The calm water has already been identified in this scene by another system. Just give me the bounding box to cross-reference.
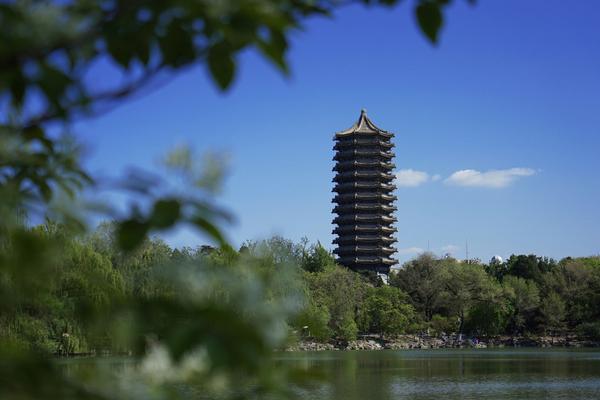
[60,349,600,399]
[276,349,600,400]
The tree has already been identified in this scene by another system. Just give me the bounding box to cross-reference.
[542,257,600,328]
[538,291,566,336]
[429,314,457,336]
[437,260,501,334]
[302,242,336,273]
[362,286,416,337]
[504,254,556,283]
[293,302,332,342]
[390,253,443,321]
[464,301,509,337]
[306,266,369,340]
[502,276,540,335]
[338,313,359,342]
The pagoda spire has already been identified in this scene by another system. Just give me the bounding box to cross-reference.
[335,109,392,137]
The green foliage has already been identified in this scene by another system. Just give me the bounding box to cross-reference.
[429,314,456,336]
[539,291,566,334]
[541,257,600,329]
[502,276,540,335]
[2,314,57,353]
[576,322,600,340]
[294,303,332,342]
[362,286,416,336]
[464,302,508,337]
[390,253,443,320]
[1,223,305,399]
[338,313,359,342]
[437,260,501,334]
[305,266,369,339]
[504,254,557,282]
[574,256,600,269]
[416,1,444,43]
[302,242,336,273]
[391,252,599,338]
[3,222,600,395]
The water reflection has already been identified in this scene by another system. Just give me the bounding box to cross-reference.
[277,349,600,400]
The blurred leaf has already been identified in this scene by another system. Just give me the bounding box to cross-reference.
[8,70,26,107]
[415,1,444,44]
[159,22,196,67]
[163,145,192,172]
[35,63,73,118]
[116,219,149,251]
[105,30,134,68]
[39,180,52,202]
[150,199,181,229]
[208,42,236,90]
[190,215,227,247]
[258,29,289,73]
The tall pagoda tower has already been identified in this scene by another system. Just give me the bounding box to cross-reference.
[332,110,398,274]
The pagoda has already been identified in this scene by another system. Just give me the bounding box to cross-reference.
[332,110,398,274]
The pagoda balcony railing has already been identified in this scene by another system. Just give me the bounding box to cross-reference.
[333,225,396,234]
[333,215,397,224]
[336,253,396,260]
[333,204,397,213]
[336,253,397,260]
[333,235,396,244]
[334,246,396,255]
[333,161,395,172]
[333,182,397,193]
[336,256,398,265]
[333,193,397,203]
[333,150,394,161]
[333,225,397,235]
[333,171,395,183]
[334,148,394,156]
[333,140,394,150]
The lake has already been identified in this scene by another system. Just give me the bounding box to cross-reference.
[59,349,600,399]
[276,349,600,400]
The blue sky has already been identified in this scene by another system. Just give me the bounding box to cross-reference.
[77,0,600,263]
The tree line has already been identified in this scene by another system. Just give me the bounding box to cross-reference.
[3,221,599,355]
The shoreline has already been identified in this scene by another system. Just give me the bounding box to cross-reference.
[53,335,600,357]
[286,335,600,351]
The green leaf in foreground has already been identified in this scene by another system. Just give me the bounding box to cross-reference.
[150,199,181,229]
[415,1,444,44]
[116,219,149,251]
[208,43,236,90]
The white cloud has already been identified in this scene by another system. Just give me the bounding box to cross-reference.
[441,244,460,254]
[444,168,536,188]
[396,169,430,187]
[396,247,424,255]
[431,174,441,181]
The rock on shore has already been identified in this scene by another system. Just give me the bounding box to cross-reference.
[286,335,600,351]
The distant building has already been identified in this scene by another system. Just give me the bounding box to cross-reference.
[490,255,503,264]
[332,110,398,274]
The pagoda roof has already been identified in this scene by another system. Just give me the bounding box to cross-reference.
[335,109,393,138]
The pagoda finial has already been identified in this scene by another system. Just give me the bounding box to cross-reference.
[335,109,393,137]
